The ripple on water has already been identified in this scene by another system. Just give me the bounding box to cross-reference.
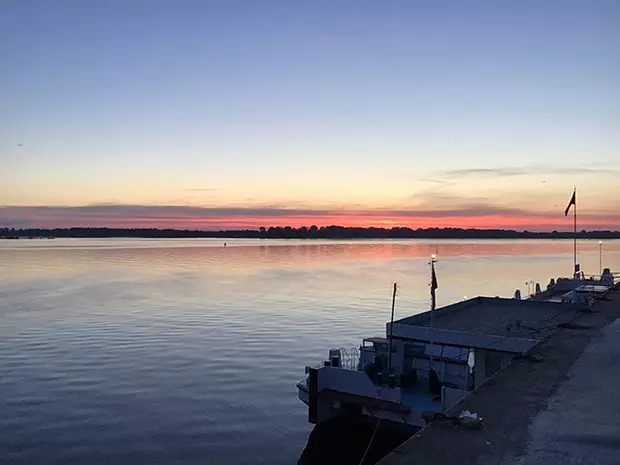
[1,239,618,464]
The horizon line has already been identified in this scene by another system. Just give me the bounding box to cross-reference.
[3,225,620,235]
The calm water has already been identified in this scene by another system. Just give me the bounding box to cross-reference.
[1,238,618,464]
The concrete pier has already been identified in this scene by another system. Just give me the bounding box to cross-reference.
[378,286,620,465]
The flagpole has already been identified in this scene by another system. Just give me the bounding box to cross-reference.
[573,188,577,278]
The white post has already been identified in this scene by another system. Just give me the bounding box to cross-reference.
[599,241,603,275]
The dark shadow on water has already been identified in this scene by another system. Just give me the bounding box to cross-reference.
[298,417,417,465]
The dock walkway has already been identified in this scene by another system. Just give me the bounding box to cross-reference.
[378,287,620,465]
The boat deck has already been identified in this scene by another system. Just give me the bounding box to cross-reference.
[401,388,441,414]
[393,297,581,340]
[378,286,620,465]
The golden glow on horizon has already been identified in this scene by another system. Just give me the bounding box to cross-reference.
[2,209,618,231]
[3,156,620,231]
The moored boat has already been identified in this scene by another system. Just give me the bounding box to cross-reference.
[296,257,615,429]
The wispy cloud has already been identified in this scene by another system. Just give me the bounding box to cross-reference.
[417,178,456,186]
[442,165,619,179]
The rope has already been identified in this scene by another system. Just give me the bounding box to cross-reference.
[358,417,381,465]
[357,387,388,465]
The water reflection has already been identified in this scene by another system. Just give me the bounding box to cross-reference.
[0,239,618,465]
[3,238,617,278]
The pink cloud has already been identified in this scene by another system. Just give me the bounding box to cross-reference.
[1,204,619,231]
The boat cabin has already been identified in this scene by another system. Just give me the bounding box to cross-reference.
[298,296,583,428]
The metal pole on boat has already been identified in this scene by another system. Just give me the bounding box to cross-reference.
[388,282,397,376]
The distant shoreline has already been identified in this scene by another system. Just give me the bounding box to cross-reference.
[2,227,619,240]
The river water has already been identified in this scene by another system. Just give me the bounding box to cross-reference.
[1,238,618,464]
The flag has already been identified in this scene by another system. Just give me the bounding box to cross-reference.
[564,189,576,216]
[431,266,438,291]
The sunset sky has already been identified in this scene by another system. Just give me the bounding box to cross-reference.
[1,1,619,231]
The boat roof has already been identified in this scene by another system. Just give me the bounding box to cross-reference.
[539,277,611,300]
[389,296,582,354]
[575,284,609,293]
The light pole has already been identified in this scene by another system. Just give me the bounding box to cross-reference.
[429,254,438,371]
[430,254,437,311]
[599,241,603,275]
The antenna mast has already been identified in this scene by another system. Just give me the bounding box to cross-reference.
[388,283,398,375]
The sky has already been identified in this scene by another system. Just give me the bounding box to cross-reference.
[1,0,619,231]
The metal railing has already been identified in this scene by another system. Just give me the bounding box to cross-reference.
[339,347,360,370]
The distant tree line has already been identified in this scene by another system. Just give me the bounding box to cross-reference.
[1,226,619,239]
